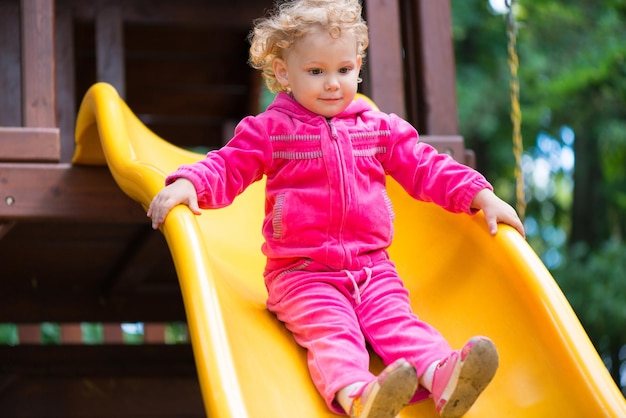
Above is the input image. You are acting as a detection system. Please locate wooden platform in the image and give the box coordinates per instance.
[0,0,461,416]
[0,344,203,418]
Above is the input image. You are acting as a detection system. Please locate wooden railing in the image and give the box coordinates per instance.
[0,0,60,163]
[2,322,189,345]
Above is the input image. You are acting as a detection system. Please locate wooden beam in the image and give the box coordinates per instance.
[96,0,126,97]
[102,225,171,297]
[0,345,196,374]
[415,0,459,134]
[0,290,186,323]
[0,345,203,417]
[21,0,57,128]
[364,0,406,117]
[422,135,473,167]
[0,164,146,222]
[66,0,264,29]
[0,377,203,417]
[0,127,61,162]
[0,221,17,240]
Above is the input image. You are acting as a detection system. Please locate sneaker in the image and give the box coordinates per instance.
[349,358,418,418]
[431,336,499,418]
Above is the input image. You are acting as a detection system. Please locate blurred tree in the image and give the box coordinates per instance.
[519,0,626,247]
[553,240,626,391]
[451,0,626,392]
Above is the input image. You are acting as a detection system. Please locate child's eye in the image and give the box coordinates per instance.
[309,69,322,75]
[339,67,352,74]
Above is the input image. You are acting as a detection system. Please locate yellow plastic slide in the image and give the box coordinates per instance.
[74,82,626,417]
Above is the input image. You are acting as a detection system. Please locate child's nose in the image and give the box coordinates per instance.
[326,76,340,90]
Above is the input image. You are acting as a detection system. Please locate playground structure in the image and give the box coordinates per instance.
[2,0,625,416]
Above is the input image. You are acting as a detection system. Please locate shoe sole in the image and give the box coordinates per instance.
[439,338,499,418]
[361,361,418,418]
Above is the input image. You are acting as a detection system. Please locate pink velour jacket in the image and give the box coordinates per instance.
[166,92,492,271]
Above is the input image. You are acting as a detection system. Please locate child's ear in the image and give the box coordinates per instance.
[273,58,289,88]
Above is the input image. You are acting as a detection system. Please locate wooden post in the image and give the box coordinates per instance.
[415,0,459,135]
[3,0,62,162]
[56,4,77,162]
[0,1,22,127]
[17,324,41,344]
[20,0,57,128]
[103,323,124,344]
[364,0,406,117]
[144,323,166,344]
[60,323,84,344]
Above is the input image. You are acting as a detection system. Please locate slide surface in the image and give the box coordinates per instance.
[74,82,626,417]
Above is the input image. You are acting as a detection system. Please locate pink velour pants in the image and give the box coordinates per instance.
[265,256,453,414]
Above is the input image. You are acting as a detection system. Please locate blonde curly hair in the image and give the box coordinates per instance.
[248,0,369,93]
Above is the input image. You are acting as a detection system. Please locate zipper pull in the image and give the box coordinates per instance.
[328,119,339,140]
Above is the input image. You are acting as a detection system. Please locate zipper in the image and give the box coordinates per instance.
[327,118,349,265]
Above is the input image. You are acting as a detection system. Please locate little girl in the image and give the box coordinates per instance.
[148,0,525,417]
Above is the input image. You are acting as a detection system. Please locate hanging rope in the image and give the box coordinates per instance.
[506,0,525,219]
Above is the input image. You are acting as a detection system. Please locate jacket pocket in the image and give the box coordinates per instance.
[382,189,395,223]
[272,193,286,239]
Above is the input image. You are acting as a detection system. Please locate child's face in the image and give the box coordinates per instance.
[273,27,362,118]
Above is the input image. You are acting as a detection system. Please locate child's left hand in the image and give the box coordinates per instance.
[471,188,525,238]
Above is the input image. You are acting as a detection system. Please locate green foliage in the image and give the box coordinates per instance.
[40,322,61,344]
[452,0,626,391]
[554,241,626,340]
[520,0,626,245]
[553,241,626,383]
[0,324,18,345]
[598,120,626,236]
[81,323,104,344]
[453,1,626,242]
[165,322,190,344]
[122,322,145,344]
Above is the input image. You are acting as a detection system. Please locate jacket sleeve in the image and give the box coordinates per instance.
[383,114,492,214]
[164,116,272,209]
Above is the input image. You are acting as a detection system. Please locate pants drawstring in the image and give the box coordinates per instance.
[344,267,373,305]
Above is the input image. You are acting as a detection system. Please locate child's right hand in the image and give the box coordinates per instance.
[147,178,201,229]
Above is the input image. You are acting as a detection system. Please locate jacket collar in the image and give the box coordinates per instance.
[267,92,374,123]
